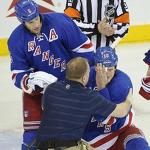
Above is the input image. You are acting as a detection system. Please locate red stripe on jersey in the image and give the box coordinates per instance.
[143,76,150,83]
[91,112,133,148]
[107,117,115,125]
[139,87,150,100]
[81,42,93,49]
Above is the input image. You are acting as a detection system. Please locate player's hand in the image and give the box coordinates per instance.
[21,71,57,94]
[98,18,115,36]
[95,63,108,90]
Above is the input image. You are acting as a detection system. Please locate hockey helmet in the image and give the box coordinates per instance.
[15,0,39,23]
[95,46,118,67]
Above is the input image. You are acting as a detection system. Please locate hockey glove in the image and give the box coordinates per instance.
[21,71,58,94]
[139,76,150,100]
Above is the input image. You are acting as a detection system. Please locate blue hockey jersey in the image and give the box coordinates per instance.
[8,13,95,89]
[82,67,133,150]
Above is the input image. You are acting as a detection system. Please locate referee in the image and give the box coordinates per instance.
[64,0,130,50]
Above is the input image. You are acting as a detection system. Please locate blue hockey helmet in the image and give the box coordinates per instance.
[95,46,118,67]
[15,0,39,23]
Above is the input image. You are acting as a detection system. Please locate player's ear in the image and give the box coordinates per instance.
[82,71,89,86]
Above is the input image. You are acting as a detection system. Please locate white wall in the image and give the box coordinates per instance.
[0,0,150,38]
[126,0,150,25]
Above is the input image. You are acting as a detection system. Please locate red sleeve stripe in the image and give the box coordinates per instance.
[139,87,150,100]
[72,38,95,53]
[141,77,150,92]
[81,42,93,49]
[107,117,115,125]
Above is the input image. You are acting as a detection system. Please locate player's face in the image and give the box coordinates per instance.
[106,67,116,83]
[25,16,42,35]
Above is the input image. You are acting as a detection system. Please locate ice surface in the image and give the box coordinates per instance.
[0,43,150,149]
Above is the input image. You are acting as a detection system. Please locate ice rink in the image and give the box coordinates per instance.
[0,42,150,150]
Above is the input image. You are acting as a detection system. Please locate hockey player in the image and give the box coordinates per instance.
[7,0,95,149]
[139,49,150,100]
[82,47,150,150]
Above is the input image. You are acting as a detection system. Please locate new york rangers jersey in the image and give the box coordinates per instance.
[82,67,133,150]
[8,13,95,89]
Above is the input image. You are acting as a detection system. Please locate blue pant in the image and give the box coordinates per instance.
[22,130,37,150]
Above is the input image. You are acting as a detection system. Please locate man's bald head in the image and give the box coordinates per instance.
[66,57,90,82]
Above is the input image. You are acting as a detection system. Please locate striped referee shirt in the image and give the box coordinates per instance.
[64,0,130,50]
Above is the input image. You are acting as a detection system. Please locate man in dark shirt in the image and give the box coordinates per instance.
[34,57,132,150]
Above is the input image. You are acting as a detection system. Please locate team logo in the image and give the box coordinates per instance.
[103,51,110,59]
[49,28,58,42]
[104,4,115,21]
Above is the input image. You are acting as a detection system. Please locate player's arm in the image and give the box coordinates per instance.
[71,38,95,66]
[110,89,133,118]
[8,38,57,94]
[91,88,133,119]
[10,56,57,95]
[61,14,95,66]
[8,37,32,90]
[95,88,132,119]
[110,0,130,43]
[94,64,132,118]
[64,0,98,36]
